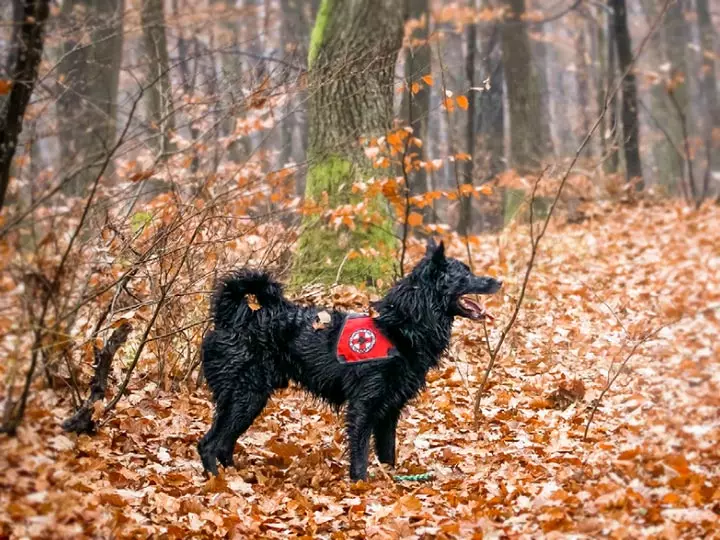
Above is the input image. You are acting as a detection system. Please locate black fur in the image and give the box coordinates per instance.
[198,240,502,480]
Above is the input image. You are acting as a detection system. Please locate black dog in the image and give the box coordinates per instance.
[198,240,502,480]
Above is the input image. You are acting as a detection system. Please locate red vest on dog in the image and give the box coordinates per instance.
[336,315,396,364]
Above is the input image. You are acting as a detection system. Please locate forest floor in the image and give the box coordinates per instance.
[2,201,719,538]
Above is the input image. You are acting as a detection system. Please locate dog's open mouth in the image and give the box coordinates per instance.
[456,296,494,320]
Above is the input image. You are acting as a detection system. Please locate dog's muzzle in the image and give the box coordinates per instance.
[455,276,502,320]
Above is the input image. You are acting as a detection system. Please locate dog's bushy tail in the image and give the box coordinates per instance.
[211,269,285,328]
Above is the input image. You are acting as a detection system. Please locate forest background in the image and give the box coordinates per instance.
[1,0,719,537]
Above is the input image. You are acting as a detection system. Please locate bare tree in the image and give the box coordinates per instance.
[611,0,643,187]
[0,0,50,211]
[501,0,553,173]
[459,0,477,236]
[56,0,125,195]
[696,0,720,183]
[403,0,432,218]
[141,0,175,156]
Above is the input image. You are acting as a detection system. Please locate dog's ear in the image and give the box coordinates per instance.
[431,240,445,265]
[425,237,437,255]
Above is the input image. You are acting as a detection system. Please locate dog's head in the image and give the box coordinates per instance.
[417,239,502,320]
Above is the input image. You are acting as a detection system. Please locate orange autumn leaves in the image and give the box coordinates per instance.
[324,75,486,235]
[3,203,719,538]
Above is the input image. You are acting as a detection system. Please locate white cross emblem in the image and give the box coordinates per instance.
[349,329,376,354]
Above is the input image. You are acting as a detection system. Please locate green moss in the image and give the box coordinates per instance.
[305,154,353,202]
[292,154,396,287]
[308,0,332,69]
[292,222,395,287]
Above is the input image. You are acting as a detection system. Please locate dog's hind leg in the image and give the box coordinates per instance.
[198,399,232,476]
[346,402,376,481]
[215,388,270,469]
[373,408,401,467]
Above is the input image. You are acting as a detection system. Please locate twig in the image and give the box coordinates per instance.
[62,322,132,434]
[1,89,144,435]
[473,168,546,426]
[334,251,351,286]
[102,214,209,415]
[583,324,666,440]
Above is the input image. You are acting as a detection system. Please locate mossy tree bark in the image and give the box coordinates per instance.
[292,0,405,286]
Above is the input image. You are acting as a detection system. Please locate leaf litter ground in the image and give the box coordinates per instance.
[2,202,719,538]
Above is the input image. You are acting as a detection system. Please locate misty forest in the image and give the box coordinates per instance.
[1,0,719,537]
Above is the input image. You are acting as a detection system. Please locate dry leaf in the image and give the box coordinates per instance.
[313,310,331,330]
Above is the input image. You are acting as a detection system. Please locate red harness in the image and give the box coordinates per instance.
[336,315,396,364]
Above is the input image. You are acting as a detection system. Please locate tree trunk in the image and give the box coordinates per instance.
[604,7,619,173]
[293,0,405,285]
[459,1,477,236]
[639,0,682,192]
[501,0,552,173]
[529,26,554,157]
[550,22,572,156]
[574,16,591,151]
[695,0,720,192]
[141,0,175,156]
[0,0,50,212]
[213,0,251,163]
[663,0,692,192]
[175,0,201,171]
[611,0,643,187]
[590,6,606,161]
[279,0,313,194]
[402,0,431,216]
[477,27,504,182]
[56,0,124,195]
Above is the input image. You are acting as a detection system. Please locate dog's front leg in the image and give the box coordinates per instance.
[346,403,374,481]
[373,408,400,467]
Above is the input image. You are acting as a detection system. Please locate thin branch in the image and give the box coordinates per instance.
[102,214,208,415]
[1,89,144,434]
[667,89,698,205]
[473,168,547,426]
[583,324,666,440]
[62,322,132,434]
[399,76,414,278]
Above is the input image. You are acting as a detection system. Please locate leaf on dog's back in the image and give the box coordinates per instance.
[247,294,261,311]
[313,310,331,330]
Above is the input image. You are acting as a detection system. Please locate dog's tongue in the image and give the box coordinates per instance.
[460,297,495,321]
